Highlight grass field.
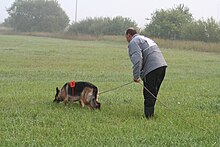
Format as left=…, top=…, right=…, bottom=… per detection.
left=0, top=35, right=219, bottom=146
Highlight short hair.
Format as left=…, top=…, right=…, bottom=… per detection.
left=125, top=27, right=137, bottom=36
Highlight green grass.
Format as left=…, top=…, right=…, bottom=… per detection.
left=0, top=35, right=219, bottom=146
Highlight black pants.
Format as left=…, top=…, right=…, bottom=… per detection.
left=143, top=66, right=166, bottom=118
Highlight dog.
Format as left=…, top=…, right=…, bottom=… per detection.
left=54, top=81, right=101, bottom=110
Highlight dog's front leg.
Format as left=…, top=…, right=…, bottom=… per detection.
left=64, top=96, right=69, bottom=106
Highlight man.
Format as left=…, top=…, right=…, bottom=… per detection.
left=125, top=27, right=167, bottom=119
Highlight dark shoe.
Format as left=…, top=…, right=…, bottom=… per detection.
left=144, top=106, right=154, bottom=119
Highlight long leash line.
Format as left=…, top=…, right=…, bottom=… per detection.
left=99, top=81, right=133, bottom=95
left=99, top=81, right=213, bottom=133
left=138, top=82, right=213, bottom=134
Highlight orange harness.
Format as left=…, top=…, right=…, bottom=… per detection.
left=70, top=80, right=75, bottom=102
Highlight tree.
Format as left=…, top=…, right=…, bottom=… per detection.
left=67, top=17, right=110, bottom=36
left=106, top=16, right=137, bottom=35
left=5, top=0, right=69, bottom=32
left=143, top=4, right=220, bottom=42
left=180, top=20, right=207, bottom=42
left=68, top=16, right=137, bottom=36
left=204, top=17, right=220, bottom=42
left=144, top=4, right=193, bottom=39
left=180, top=18, right=220, bottom=42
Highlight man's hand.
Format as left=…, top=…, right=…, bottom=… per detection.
left=133, top=78, right=141, bottom=83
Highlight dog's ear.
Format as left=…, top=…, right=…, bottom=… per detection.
left=54, top=87, right=60, bottom=102
left=56, top=87, right=60, bottom=95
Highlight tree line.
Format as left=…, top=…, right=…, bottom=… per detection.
left=143, top=4, right=220, bottom=42
left=3, top=0, right=220, bottom=42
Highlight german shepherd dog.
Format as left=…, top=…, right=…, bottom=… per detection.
left=54, top=81, right=101, bottom=110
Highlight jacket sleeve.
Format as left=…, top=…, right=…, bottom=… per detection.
left=128, top=41, right=143, bottom=79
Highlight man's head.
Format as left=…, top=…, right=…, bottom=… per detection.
left=125, top=27, right=137, bottom=42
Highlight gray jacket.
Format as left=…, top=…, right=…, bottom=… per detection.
left=128, top=34, right=167, bottom=79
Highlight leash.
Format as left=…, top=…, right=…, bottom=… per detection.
left=99, top=81, right=133, bottom=95
left=138, top=82, right=212, bottom=133
left=99, top=80, right=213, bottom=133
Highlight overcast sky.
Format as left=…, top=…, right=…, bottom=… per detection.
left=1, top=0, right=220, bottom=28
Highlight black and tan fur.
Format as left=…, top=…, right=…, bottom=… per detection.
left=54, top=81, right=101, bottom=110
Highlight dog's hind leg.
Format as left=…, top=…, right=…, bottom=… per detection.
left=81, top=87, right=93, bottom=108
left=80, top=90, right=87, bottom=108
left=82, top=87, right=95, bottom=109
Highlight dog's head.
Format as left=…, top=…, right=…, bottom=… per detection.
left=53, top=87, right=63, bottom=103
